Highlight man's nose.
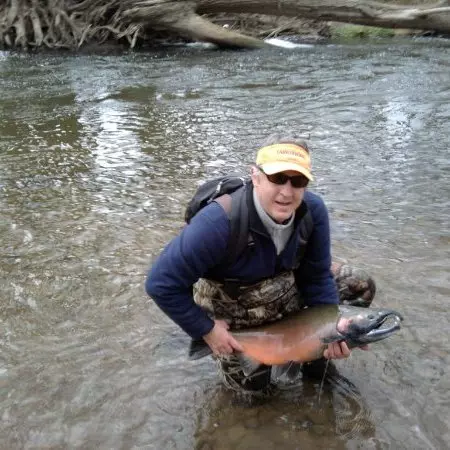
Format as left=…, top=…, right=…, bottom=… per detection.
left=279, top=180, right=295, bottom=195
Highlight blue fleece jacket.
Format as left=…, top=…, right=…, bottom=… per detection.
left=146, top=188, right=338, bottom=339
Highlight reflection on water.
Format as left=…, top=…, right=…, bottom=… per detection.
left=0, top=41, right=449, bottom=449
left=193, top=372, right=376, bottom=450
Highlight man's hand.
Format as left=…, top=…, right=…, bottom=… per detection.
left=203, top=319, right=244, bottom=356
left=323, top=341, right=369, bottom=360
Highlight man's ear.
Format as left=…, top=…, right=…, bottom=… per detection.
left=250, top=166, right=260, bottom=186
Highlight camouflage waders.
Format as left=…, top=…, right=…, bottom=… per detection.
left=193, top=263, right=376, bottom=395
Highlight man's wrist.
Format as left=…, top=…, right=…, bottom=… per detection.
left=190, top=318, right=214, bottom=340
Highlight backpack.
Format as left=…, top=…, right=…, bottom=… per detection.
left=185, top=175, right=250, bottom=265
left=184, top=174, right=248, bottom=224
left=184, top=174, right=314, bottom=267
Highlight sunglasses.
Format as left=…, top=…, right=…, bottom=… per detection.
left=259, top=167, right=309, bottom=188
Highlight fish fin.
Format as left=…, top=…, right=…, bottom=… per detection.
left=344, top=338, right=358, bottom=349
left=321, top=335, right=341, bottom=344
left=188, top=338, right=212, bottom=360
left=236, top=353, right=263, bottom=377
left=271, top=362, right=302, bottom=383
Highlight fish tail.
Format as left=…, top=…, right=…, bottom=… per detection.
left=188, top=338, right=213, bottom=360
left=271, top=362, right=302, bottom=383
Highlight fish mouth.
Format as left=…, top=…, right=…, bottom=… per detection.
left=362, top=313, right=402, bottom=342
left=347, top=309, right=403, bottom=345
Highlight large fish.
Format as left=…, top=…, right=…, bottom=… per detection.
left=189, top=305, right=403, bottom=375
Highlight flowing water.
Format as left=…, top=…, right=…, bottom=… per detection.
left=0, top=38, right=449, bottom=449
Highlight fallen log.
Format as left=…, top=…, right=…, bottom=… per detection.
left=1, top=0, right=449, bottom=50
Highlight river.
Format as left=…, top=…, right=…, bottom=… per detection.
left=0, top=38, right=449, bottom=449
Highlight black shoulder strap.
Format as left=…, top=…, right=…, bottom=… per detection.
left=300, top=207, right=314, bottom=241
left=293, top=206, right=314, bottom=267
left=214, top=185, right=249, bottom=266
left=227, top=186, right=249, bottom=264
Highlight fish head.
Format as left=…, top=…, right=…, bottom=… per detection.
left=335, top=306, right=403, bottom=346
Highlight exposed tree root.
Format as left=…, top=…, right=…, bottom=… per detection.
left=0, top=0, right=144, bottom=50
left=0, top=0, right=271, bottom=50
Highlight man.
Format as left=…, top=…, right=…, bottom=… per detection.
left=146, top=133, right=374, bottom=393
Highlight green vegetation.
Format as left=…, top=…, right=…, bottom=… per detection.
left=330, top=23, right=397, bottom=40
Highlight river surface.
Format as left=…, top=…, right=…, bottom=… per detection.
left=0, top=38, right=449, bottom=449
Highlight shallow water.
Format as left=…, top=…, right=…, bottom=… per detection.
left=0, top=38, right=449, bottom=449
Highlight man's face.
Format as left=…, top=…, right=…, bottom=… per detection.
left=251, top=167, right=307, bottom=223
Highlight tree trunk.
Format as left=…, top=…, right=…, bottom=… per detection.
left=125, top=0, right=450, bottom=48
left=197, top=0, right=450, bottom=34
left=123, top=0, right=267, bottom=48
left=2, top=0, right=450, bottom=50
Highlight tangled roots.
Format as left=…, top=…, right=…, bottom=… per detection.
left=0, top=0, right=142, bottom=50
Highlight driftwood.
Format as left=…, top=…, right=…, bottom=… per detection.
left=1, top=0, right=449, bottom=50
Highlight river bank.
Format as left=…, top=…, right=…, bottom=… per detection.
left=0, top=4, right=442, bottom=53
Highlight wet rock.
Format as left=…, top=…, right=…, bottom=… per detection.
left=227, top=424, right=247, bottom=443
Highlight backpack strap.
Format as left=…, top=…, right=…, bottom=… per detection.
left=300, top=207, right=313, bottom=241
left=227, top=186, right=250, bottom=264
left=214, top=185, right=250, bottom=266
left=214, top=194, right=232, bottom=214
left=293, top=206, right=314, bottom=266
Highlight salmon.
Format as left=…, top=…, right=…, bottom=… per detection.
left=189, top=305, right=403, bottom=375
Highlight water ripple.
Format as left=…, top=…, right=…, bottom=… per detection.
left=0, top=41, right=449, bottom=449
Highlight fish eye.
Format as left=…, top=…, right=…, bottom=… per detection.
left=368, top=314, right=374, bottom=320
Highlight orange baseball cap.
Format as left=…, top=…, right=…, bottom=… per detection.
left=256, top=143, right=313, bottom=180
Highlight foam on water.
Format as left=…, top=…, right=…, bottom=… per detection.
left=265, top=38, right=314, bottom=49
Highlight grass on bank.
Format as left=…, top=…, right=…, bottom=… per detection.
left=330, top=23, right=397, bottom=40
